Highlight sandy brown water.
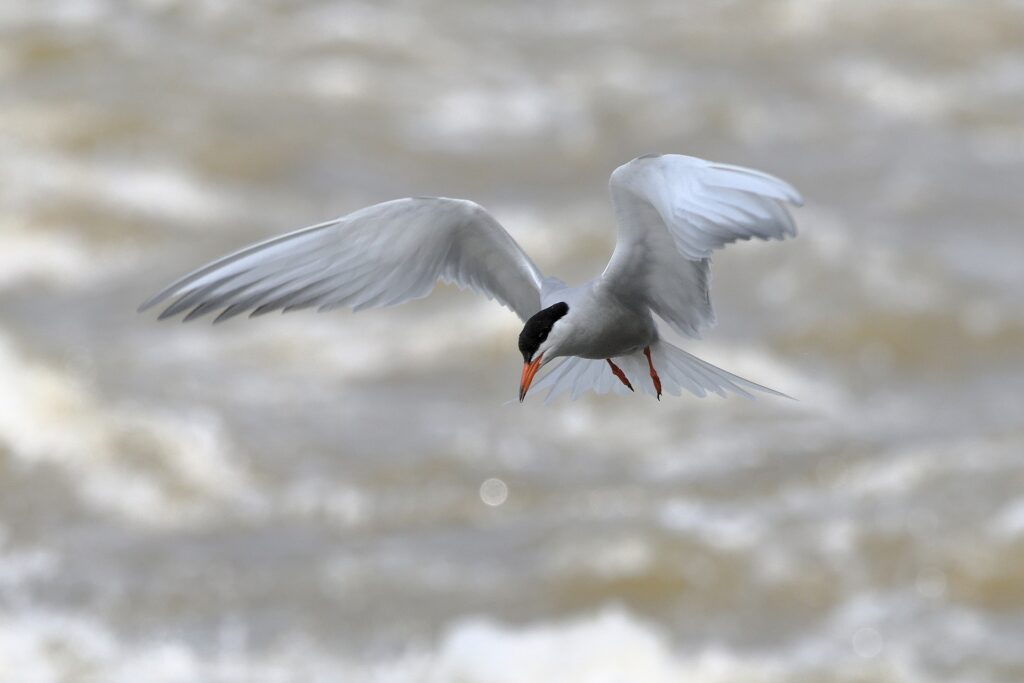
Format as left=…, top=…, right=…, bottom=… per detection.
left=2, top=1, right=1024, bottom=681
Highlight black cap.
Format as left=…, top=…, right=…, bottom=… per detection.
left=518, top=302, right=569, bottom=362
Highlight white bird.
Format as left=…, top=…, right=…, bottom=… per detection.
left=140, top=154, right=802, bottom=403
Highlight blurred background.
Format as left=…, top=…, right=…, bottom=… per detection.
left=2, top=1, right=1023, bottom=681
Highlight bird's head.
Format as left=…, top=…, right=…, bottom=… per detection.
left=518, top=301, right=570, bottom=402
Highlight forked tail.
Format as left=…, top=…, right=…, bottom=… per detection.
left=529, top=340, right=791, bottom=403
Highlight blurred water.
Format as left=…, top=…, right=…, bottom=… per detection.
left=2, top=1, right=1024, bottom=681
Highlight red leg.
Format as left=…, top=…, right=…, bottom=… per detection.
left=643, top=346, right=662, bottom=400
left=606, top=359, right=634, bottom=392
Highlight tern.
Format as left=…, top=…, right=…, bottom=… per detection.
left=140, top=154, right=802, bottom=403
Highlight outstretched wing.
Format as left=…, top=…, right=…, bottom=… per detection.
left=600, top=154, right=803, bottom=338
left=139, top=197, right=545, bottom=323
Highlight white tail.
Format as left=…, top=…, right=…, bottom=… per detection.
left=529, top=340, right=791, bottom=404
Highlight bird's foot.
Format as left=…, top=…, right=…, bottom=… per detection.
left=643, top=346, right=662, bottom=400
left=606, top=359, right=634, bottom=392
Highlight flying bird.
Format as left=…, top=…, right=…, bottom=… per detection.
left=140, top=154, right=802, bottom=403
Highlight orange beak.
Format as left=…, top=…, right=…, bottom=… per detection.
left=519, top=352, right=544, bottom=402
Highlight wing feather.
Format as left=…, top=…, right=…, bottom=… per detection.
left=140, top=197, right=545, bottom=322
left=600, top=154, right=802, bottom=338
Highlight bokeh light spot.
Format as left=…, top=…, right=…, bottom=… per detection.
left=852, top=627, right=883, bottom=659
left=479, top=478, right=509, bottom=507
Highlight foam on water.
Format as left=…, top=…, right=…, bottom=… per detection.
left=0, top=223, right=114, bottom=289
left=0, top=527, right=58, bottom=593
left=0, top=332, right=258, bottom=528
left=831, top=58, right=952, bottom=121
left=0, top=604, right=941, bottom=683
left=413, top=86, right=576, bottom=151
left=200, top=296, right=520, bottom=380
left=3, top=1, right=1024, bottom=681
left=0, top=143, right=233, bottom=226
left=433, top=609, right=716, bottom=683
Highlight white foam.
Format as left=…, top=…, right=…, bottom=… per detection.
left=431, top=609, right=683, bottom=683
left=0, top=0, right=105, bottom=26
left=544, top=536, right=655, bottom=580
left=658, top=498, right=765, bottom=551
left=212, top=296, right=521, bottom=380
left=774, top=0, right=832, bottom=36
left=0, top=601, right=967, bottom=683
left=0, top=141, right=232, bottom=226
left=0, top=222, right=121, bottom=289
left=279, top=477, right=370, bottom=528
left=298, top=59, right=372, bottom=100
left=839, top=450, right=933, bottom=498
left=426, top=606, right=932, bottom=683
left=0, top=333, right=258, bottom=528
left=831, top=58, right=951, bottom=120
left=407, top=84, right=589, bottom=152
left=992, top=497, right=1024, bottom=539
left=287, top=2, right=425, bottom=48
left=0, top=528, right=58, bottom=592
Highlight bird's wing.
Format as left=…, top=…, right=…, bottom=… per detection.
left=530, top=340, right=790, bottom=403
left=139, top=197, right=545, bottom=323
left=600, top=154, right=803, bottom=338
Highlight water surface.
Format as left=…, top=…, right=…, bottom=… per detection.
left=2, top=1, right=1023, bottom=681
